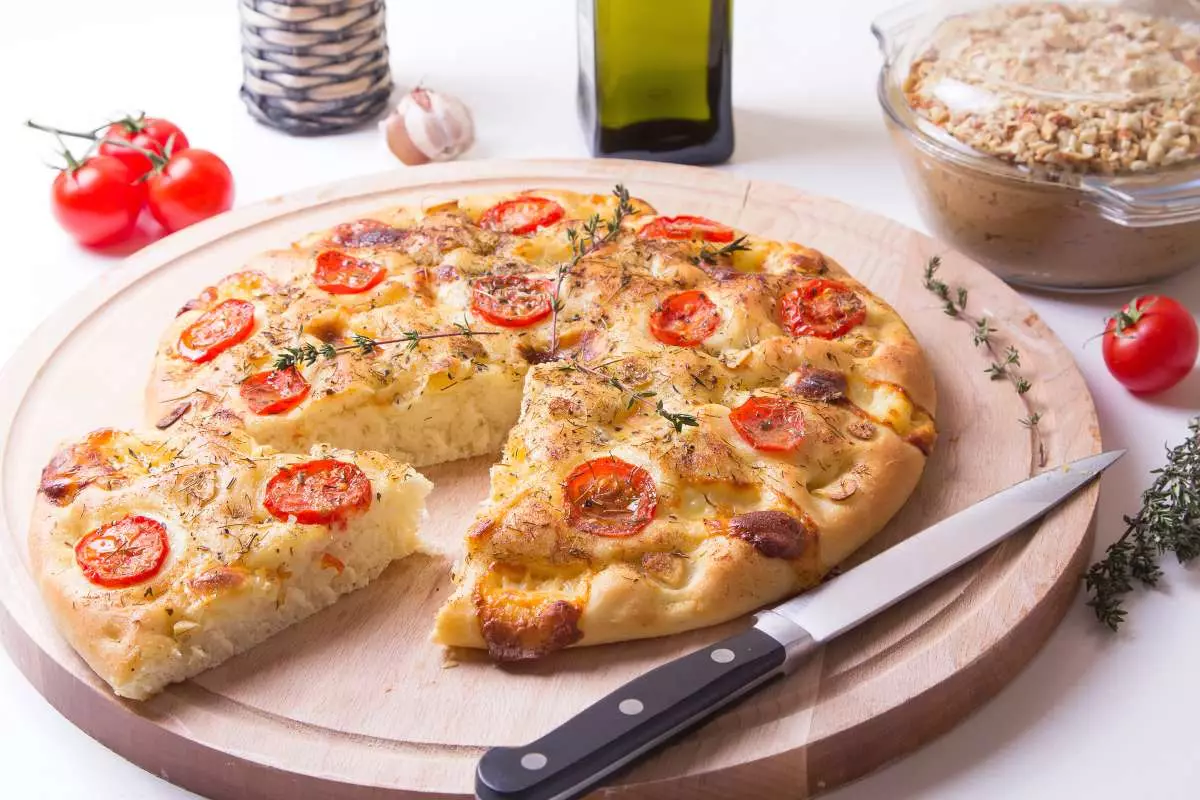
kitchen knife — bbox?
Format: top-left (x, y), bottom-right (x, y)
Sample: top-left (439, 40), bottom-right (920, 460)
top-left (474, 449), bottom-right (1124, 800)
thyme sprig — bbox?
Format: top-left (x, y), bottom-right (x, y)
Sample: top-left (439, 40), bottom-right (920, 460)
top-left (922, 256), bottom-right (1045, 466)
top-left (691, 235), bottom-right (751, 266)
top-left (550, 184), bottom-right (635, 355)
top-left (1085, 418), bottom-right (1200, 630)
top-left (563, 360), bottom-right (698, 434)
top-left (272, 324), bottom-right (495, 371)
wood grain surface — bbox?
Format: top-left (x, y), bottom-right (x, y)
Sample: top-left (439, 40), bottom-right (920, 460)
top-left (0, 159), bottom-right (1101, 800)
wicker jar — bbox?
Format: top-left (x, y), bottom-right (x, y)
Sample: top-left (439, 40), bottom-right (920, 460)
top-left (240, 0), bottom-right (393, 135)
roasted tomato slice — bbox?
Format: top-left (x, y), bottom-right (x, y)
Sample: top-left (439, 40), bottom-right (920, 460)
top-left (649, 290), bottom-right (722, 347)
top-left (313, 251), bottom-right (387, 294)
top-left (471, 274), bottom-right (553, 327)
top-left (638, 215), bottom-right (735, 243)
top-left (730, 396), bottom-right (807, 452)
top-left (778, 279), bottom-right (866, 340)
top-left (264, 459), bottom-right (372, 525)
top-left (178, 298), bottom-right (255, 363)
top-left (75, 515), bottom-right (169, 588)
top-left (239, 367), bottom-right (311, 415)
top-left (563, 456), bottom-right (657, 537)
top-left (478, 197), bottom-right (565, 235)
top-left (331, 218), bottom-right (405, 248)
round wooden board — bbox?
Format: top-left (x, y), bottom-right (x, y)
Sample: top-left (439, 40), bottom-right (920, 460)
top-left (0, 160), bottom-right (1100, 800)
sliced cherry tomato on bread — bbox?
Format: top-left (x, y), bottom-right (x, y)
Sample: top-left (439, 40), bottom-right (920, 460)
top-left (478, 197), bottom-right (565, 235)
top-left (471, 274), bottom-right (553, 327)
top-left (314, 251), bottom-right (387, 294)
top-left (778, 279), bottom-right (866, 340)
top-left (563, 456), bottom-right (657, 537)
top-left (178, 298), bottom-right (255, 363)
top-left (264, 459), bottom-right (372, 525)
top-left (240, 367), bottom-right (311, 415)
top-left (75, 515), bottom-right (169, 588)
top-left (649, 290), bottom-right (722, 347)
top-left (638, 215), bottom-right (735, 243)
top-left (730, 396), bottom-right (807, 452)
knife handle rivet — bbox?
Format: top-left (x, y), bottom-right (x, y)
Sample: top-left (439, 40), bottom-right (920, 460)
top-left (520, 753), bottom-right (548, 771)
top-left (618, 698), bottom-right (644, 715)
top-left (710, 648), bottom-right (735, 664)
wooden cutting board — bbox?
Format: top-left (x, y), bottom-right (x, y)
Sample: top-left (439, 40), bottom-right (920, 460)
top-left (0, 159), bottom-right (1101, 800)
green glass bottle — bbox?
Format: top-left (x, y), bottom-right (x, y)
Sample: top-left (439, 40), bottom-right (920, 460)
top-left (577, 0), bottom-right (734, 165)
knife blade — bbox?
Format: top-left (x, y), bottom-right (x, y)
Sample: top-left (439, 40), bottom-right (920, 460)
top-left (474, 450), bottom-right (1123, 800)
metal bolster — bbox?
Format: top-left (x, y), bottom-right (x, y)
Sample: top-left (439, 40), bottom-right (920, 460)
top-left (753, 609), bottom-right (819, 674)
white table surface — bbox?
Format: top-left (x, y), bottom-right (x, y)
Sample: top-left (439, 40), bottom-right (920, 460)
top-left (1, 1), bottom-right (1197, 798)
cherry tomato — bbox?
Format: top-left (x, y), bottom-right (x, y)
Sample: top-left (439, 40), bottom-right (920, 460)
top-left (51, 156), bottom-right (146, 247)
top-left (479, 197), bottom-right (565, 235)
top-left (240, 367), bottom-right (311, 415)
top-left (649, 290), bottom-right (722, 347)
top-left (471, 274), bottom-right (553, 327)
top-left (75, 515), bottom-right (169, 588)
top-left (779, 279), bottom-right (866, 339)
top-left (313, 251), bottom-right (387, 294)
top-left (264, 459), bottom-right (372, 525)
top-left (563, 457), bottom-right (657, 537)
top-left (1102, 295), bottom-right (1198, 394)
top-left (178, 298), bottom-right (255, 363)
top-left (99, 116), bottom-right (189, 178)
top-left (638, 215), bottom-right (735, 243)
top-left (331, 219), bottom-right (406, 248)
top-left (730, 396), bottom-right (807, 452)
top-left (146, 148), bottom-right (235, 233)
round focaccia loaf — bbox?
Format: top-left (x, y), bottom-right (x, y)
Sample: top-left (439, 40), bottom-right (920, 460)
top-left (141, 187), bottom-right (935, 661)
top-left (30, 427), bottom-right (431, 699)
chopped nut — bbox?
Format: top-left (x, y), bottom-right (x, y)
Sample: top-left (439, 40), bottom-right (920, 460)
top-left (905, 5), bottom-right (1200, 175)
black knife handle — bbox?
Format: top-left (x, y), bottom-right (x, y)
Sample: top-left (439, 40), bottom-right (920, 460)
top-left (475, 623), bottom-right (803, 800)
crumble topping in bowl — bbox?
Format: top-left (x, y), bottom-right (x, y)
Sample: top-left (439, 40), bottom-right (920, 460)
top-left (904, 3), bottom-right (1200, 174)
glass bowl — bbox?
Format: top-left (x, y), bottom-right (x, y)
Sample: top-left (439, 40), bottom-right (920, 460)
top-left (874, 0), bottom-right (1200, 291)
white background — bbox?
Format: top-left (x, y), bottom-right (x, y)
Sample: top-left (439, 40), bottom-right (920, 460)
top-left (0, 1), bottom-right (1197, 798)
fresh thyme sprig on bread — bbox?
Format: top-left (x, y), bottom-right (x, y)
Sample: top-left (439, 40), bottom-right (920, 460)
top-left (272, 325), bottom-right (496, 371)
top-left (549, 184), bottom-right (635, 355)
top-left (562, 360), bottom-right (699, 434)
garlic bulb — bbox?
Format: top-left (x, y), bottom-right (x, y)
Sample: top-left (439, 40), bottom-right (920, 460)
top-left (381, 87), bottom-right (475, 165)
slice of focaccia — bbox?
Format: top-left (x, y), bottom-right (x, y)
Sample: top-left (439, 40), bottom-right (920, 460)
top-left (30, 427), bottom-right (430, 699)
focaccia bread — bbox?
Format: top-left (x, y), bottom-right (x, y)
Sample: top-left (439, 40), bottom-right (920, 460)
top-left (30, 427), bottom-right (430, 699)
top-left (139, 186), bottom-right (936, 661)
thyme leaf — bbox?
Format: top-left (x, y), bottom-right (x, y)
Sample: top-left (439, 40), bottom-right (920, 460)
top-left (563, 359), bottom-right (697, 436)
top-left (922, 256), bottom-right (1045, 466)
top-left (271, 325), bottom-right (496, 370)
top-left (691, 235), bottom-right (751, 266)
top-left (548, 184), bottom-right (635, 356)
top-left (655, 400), bottom-right (699, 433)
top-left (1085, 419), bottom-right (1200, 630)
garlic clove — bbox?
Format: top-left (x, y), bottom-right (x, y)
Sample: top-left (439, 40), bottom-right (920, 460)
top-left (381, 87), bottom-right (475, 166)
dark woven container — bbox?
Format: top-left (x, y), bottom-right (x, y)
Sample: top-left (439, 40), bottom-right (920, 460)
top-left (240, 0), bottom-right (393, 136)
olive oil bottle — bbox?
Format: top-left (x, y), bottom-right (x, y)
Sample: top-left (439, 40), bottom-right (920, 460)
top-left (577, 0), bottom-right (733, 164)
